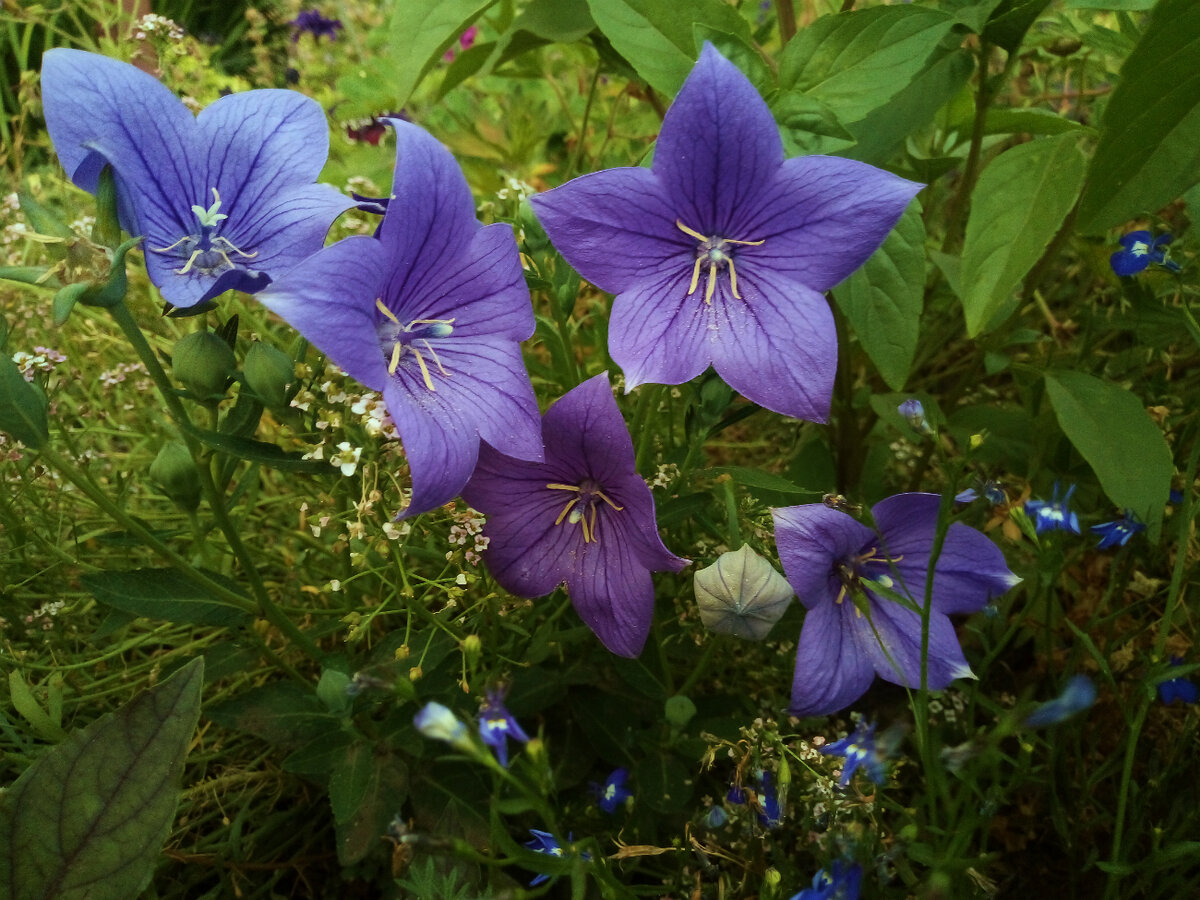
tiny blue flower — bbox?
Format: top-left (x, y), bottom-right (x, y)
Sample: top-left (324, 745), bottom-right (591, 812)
top-left (1169, 489), bottom-right (1184, 505)
top-left (898, 398), bottom-right (931, 434)
top-left (1025, 483), bottom-right (1081, 535)
top-left (477, 687), bottom-right (530, 767)
top-left (1025, 674), bottom-right (1096, 726)
top-left (726, 784), bottom-right (749, 805)
top-left (591, 767), bottom-right (632, 814)
top-left (820, 720), bottom-right (886, 787)
top-left (523, 829), bottom-right (590, 886)
top-left (1090, 510), bottom-right (1145, 549)
top-left (705, 805), bottom-right (729, 828)
top-left (755, 771), bottom-right (781, 828)
top-left (1158, 657), bottom-right (1199, 705)
top-left (1111, 230), bottom-right (1180, 277)
top-left (789, 858), bottom-right (863, 900)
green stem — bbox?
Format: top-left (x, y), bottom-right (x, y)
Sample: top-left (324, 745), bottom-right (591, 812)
top-left (1104, 700), bottom-right (1149, 899)
top-left (1154, 431), bottom-right (1200, 658)
top-left (774, 0), bottom-right (797, 45)
top-left (567, 65), bottom-right (602, 178)
top-left (943, 40), bottom-right (994, 252)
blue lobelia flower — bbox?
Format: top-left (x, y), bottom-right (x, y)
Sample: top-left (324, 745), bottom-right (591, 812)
top-left (258, 120), bottom-right (543, 517)
top-left (772, 493), bottom-right (1019, 716)
top-left (1025, 674), bottom-right (1096, 726)
top-left (290, 9), bottom-right (343, 41)
top-left (1158, 657), bottom-right (1199, 705)
top-left (463, 373), bottom-right (688, 657)
top-left (821, 720), bottom-right (886, 787)
top-left (477, 687), bottom-right (530, 767)
top-left (530, 44), bottom-right (921, 423)
top-left (413, 701), bottom-right (472, 751)
top-left (1110, 230), bottom-right (1180, 276)
top-left (591, 767), bottom-right (632, 814)
top-left (1090, 510), bottom-right (1145, 549)
top-left (789, 859), bottom-right (863, 900)
top-left (1025, 482), bottom-right (1081, 535)
top-left (41, 49), bottom-right (354, 310)
top-left (524, 829), bottom-right (590, 886)
top-left (755, 770), bottom-right (782, 828)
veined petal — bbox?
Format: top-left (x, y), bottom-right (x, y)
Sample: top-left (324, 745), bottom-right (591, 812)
top-left (540, 373), bottom-right (636, 485)
top-left (530, 168), bottom-right (684, 294)
top-left (606, 470), bottom-right (689, 574)
top-left (707, 270), bottom-right (836, 422)
top-left (741, 155), bottom-right (922, 292)
top-left (869, 493), bottom-right (1017, 615)
top-left (771, 505), bottom-right (874, 609)
top-left (41, 49), bottom-right (199, 236)
top-left (256, 236), bottom-right (391, 391)
top-left (608, 267), bottom-right (716, 391)
top-left (652, 43), bottom-right (784, 235)
top-left (226, 182), bottom-right (357, 276)
top-left (860, 595), bottom-right (973, 690)
top-left (788, 599), bottom-right (876, 717)
top-left (386, 380), bottom-right (481, 518)
top-left (377, 120), bottom-right (479, 296)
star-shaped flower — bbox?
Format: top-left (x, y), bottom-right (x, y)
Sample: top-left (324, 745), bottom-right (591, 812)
top-left (463, 373), bottom-right (688, 657)
top-left (1110, 230), bottom-right (1180, 276)
top-left (523, 829), bottom-right (590, 886)
top-left (41, 49), bottom-right (354, 309)
top-left (789, 859), bottom-right (863, 900)
top-left (530, 44), bottom-right (921, 422)
top-left (1090, 509), bottom-right (1145, 549)
top-left (590, 767), bottom-right (632, 814)
top-left (772, 493), bottom-right (1019, 717)
top-left (1157, 657), bottom-right (1198, 706)
top-left (259, 120), bottom-right (543, 517)
top-left (290, 9), bottom-right (343, 42)
top-left (477, 687), bottom-right (530, 767)
top-left (1025, 482), bottom-right (1081, 535)
top-left (820, 719), bottom-right (886, 787)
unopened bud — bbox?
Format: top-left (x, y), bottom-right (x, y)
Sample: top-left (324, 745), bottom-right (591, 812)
top-left (243, 341), bottom-right (295, 408)
top-left (172, 331), bottom-right (236, 400)
top-left (149, 441), bottom-right (200, 511)
top-left (461, 634), bottom-right (482, 665)
top-left (694, 544), bottom-right (793, 640)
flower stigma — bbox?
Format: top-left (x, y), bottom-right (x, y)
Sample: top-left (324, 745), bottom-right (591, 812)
top-left (375, 298), bottom-right (455, 391)
top-left (675, 219), bottom-right (764, 304)
top-left (151, 187), bottom-right (259, 275)
top-left (546, 479), bottom-right (624, 543)
top-left (833, 545), bottom-right (905, 615)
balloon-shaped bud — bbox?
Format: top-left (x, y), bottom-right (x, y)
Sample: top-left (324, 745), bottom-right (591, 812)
top-left (694, 544), bottom-right (793, 640)
top-left (149, 441), bottom-right (200, 511)
top-left (172, 330), bottom-right (236, 400)
top-left (243, 341), bottom-right (295, 409)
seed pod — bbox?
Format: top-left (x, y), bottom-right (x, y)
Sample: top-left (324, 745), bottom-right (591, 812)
top-left (694, 544), bottom-right (793, 640)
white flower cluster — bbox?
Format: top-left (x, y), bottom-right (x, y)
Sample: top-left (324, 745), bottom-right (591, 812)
top-left (12, 347), bottom-right (67, 381)
top-left (447, 505), bottom-right (489, 566)
top-left (135, 14), bottom-right (185, 42)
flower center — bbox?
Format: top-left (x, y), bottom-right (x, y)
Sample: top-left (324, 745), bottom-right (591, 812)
top-left (1130, 240), bottom-right (1150, 257)
top-left (545, 478), bottom-right (624, 544)
top-left (675, 219), bottom-right (764, 304)
top-left (834, 545), bottom-right (905, 614)
top-left (374, 298), bottom-right (455, 391)
top-left (149, 188), bottom-right (258, 276)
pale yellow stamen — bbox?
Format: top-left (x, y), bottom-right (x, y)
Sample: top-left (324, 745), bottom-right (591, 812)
top-left (594, 489), bottom-right (624, 511)
top-left (674, 219), bottom-right (764, 304)
top-left (176, 249), bottom-right (202, 275)
top-left (376, 298), bottom-right (400, 324)
top-left (705, 262), bottom-right (717, 304)
top-left (412, 347), bottom-right (437, 391)
top-left (547, 483), bottom-right (581, 492)
top-left (675, 220), bottom-right (708, 242)
top-left (554, 495), bottom-right (579, 526)
top-left (420, 339), bottom-right (449, 376)
top-left (388, 342), bottom-right (403, 375)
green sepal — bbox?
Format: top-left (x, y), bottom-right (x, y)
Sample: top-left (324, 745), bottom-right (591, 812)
top-left (92, 165), bottom-right (123, 249)
top-left (79, 237), bottom-right (141, 308)
top-left (53, 282), bottom-right (88, 326)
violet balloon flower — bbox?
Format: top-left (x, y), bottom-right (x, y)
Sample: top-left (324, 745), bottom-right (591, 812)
top-left (531, 44), bottom-right (921, 422)
top-left (259, 120), bottom-right (543, 516)
top-left (463, 373), bottom-right (688, 657)
top-left (41, 49), bottom-right (354, 309)
top-left (772, 493), bottom-right (1019, 717)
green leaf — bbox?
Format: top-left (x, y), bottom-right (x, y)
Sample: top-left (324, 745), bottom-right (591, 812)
top-left (584, 0), bottom-right (749, 96)
top-left (1044, 370), bottom-right (1171, 533)
top-left (0, 352), bottom-right (49, 449)
top-left (1067, 0), bottom-right (1155, 9)
top-left (1077, 0), bottom-right (1200, 231)
top-left (510, 0), bottom-right (594, 43)
top-left (82, 568), bottom-right (254, 627)
top-left (833, 198), bottom-right (925, 389)
top-left (7, 671), bottom-right (67, 743)
top-left (983, 0), bottom-right (1054, 53)
top-left (0, 658), bottom-right (203, 900)
top-left (329, 741), bottom-right (375, 824)
top-left (0, 267), bottom-right (59, 290)
top-left (207, 683), bottom-right (340, 746)
top-left (779, 6), bottom-right (958, 125)
top-left (984, 107), bottom-right (1088, 137)
top-left (960, 134), bottom-right (1086, 336)
top-left (334, 748), bottom-right (408, 866)
top-left (706, 466), bottom-right (818, 496)
top-left (771, 90), bottom-right (856, 157)
top-left (183, 424), bottom-right (330, 473)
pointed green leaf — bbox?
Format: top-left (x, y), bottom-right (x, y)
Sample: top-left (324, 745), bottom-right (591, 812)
top-left (182, 423), bottom-right (331, 473)
top-left (0, 352), bottom-right (49, 449)
top-left (833, 198), bottom-right (925, 390)
top-left (961, 134), bottom-right (1086, 336)
top-left (207, 683), bottom-right (339, 746)
top-left (0, 267), bottom-right (59, 290)
top-left (1077, 0), bottom-right (1200, 232)
top-left (0, 658), bottom-right (204, 900)
top-left (1044, 370), bottom-right (1171, 533)
top-left (334, 749), bottom-right (408, 865)
top-left (983, 0), bottom-right (1054, 53)
top-left (81, 568), bottom-right (254, 627)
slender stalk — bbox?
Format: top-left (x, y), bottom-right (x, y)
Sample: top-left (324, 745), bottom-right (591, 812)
top-left (943, 40), bottom-right (994, 251)
top-left (567, 65), bottom-right (602, 178)
top-left (775, 0), bottom-right (797, 45)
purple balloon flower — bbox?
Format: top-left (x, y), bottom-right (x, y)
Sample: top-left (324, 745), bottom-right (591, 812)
top-left (772, 493), bottom-right (1019, 716)
top-left (530, 44), bottom-right (921, 422)
top-left (463, 373), bottom-right (688, 657)
top-left (259, 121), bottom-right (543, 517)
top-left (41, 49), bottom-right (354, 309)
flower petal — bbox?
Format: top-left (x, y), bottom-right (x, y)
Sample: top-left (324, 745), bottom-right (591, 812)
top-left (530, 168), bottom-right (684, 294)
top-left (861, 594), bottom-right (973, 690)
top-left (540, 373), bottom-right (635, 484)
top-left (788, 599), bottom-right (876, 717)
top-left (652, 43), bottom-right (784, 235)
top-left (771, 504), bottom-right (873, 609)
top-left (1110, 248), bottom-right (1150, 276)
top-left (225, 182), bottom-right (357, 278)
top-left (707, 270), bottom-right (837, 421)
top-left (869, 493), bottom-right (1017, 614)
top-left (386, 380), bottom-right (481, 518)
top-left (739, 155), bottom-right (923, 292)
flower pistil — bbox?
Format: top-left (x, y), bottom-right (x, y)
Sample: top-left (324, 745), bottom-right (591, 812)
top-left (374, 298), bottom-right (454, 391)
top-left (151, 187), bottom-right (259, 276)
top-left (546, 479), bottom-right (624, 543)
top-left (675, 219), bottom-right (764, 304)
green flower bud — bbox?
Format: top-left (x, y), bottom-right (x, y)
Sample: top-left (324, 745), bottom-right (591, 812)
top-left (148, 441), bottom-right (200, 511)
top-left (172, 330), bottom-right (236, 400)
top-left (664, 694), bottom-right (697, 728)
top-left (694, 544), bottom-right (793, 640)
top-left (243, 341), bottom-right (295, 408)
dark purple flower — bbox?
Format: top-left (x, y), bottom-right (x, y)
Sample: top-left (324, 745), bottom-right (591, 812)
top-left (259, 120), bottom-right (543, 517)
top-left (772, 493), bottom-right (1019, 717)
top-left (463, 373), bottom-right (688, 657)
top-left (530, 44), bottom-right (921, 422)
top-left (1158, 657), bottom-right (1198, 705)
top-left (1111, 230), bottom-right (1180, 276)
top-left (1090, 510), bottom-right (1145, 549)
top-left (478, 687), bottom-right (530, 767)
top-left (290, 9), bottom-right (343, 41)
top-left (590, 767), bottom-right (631, 813)
top-left (821, 719), bottom-right (886, 787)
top-left (1024, 674), bottom-right (1096, 726)
top-left (789, 859), bottom-right (863, 900)
top-left (41, 49), bottom-right (353, 309)
top-left (1026, 482), bottom-right (1081, 535)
